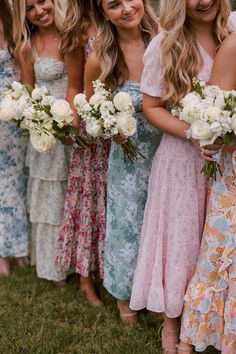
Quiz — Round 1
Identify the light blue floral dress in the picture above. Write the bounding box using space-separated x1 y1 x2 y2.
0 48 28 257
27 55 70 281
103 81 162 300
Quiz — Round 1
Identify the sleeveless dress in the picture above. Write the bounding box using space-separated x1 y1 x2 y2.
0 48 28 258
103 81 162 300
56 38 110 278
27 55 70 281
130 34 213 317
180 34 236 354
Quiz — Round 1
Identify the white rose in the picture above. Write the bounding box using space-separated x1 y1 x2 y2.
23 107 35 120
89 93 104 106
31 88 43 101
86 120 103 138
113 92 133 112
51 99 73 122
41 95 55 106
100 101 115 118
205 106 221 123
179 106 201 124
30 131 56 152
231 113 236 134
116 113 137 136
190 120 213 141
0 99 15 121
181 92 201 108
210 121 222 135
12 81 23 92
74 94 87 107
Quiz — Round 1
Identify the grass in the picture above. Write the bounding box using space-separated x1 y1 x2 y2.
0 266 219 354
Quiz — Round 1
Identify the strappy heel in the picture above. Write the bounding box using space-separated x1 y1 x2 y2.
158 323 179 353
117 300 138 326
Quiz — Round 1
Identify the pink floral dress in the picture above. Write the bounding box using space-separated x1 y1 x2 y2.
130 33 213 317
56 38 110 278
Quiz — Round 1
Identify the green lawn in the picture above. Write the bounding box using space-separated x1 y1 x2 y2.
0 266 220 354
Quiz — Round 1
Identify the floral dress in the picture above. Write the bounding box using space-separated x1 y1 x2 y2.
0 48 28 258
56 38 110 278
180 145 236 353
103 80 162 300
27 54 70 281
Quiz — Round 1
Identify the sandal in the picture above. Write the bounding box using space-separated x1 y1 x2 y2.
158 323 179 353
117 300 138 326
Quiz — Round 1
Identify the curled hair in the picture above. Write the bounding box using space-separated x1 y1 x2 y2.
60 0 92 58
0 0 14 56
92 0 159 91
159 0 232 104
13 0 66 58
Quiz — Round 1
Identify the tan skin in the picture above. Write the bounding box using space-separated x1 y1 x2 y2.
179 33 236 354
85 0 146 321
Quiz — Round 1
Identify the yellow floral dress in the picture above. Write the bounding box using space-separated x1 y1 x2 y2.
180 144 236 354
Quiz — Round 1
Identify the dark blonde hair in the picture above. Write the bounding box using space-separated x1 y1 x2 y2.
159 0 232 104
60 0 92 58
0 0 14 56
92 0 159 91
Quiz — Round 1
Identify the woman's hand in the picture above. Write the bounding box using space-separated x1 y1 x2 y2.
113 134 128 144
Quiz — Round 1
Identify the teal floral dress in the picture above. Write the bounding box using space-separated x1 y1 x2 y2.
103 81 162 300
0 48 28 257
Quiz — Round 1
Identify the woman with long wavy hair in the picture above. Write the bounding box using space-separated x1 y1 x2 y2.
56 0 110 307
85 0 160 323
0 0 28 277
12 0 70 286
129 0 236 352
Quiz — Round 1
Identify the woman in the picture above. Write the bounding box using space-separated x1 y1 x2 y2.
129 0 236 352
179 32 236 354
56 0 110 307
0 0 28 277
13 0 69 286
85 0 160 323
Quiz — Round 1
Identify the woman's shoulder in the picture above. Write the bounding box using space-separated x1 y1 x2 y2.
145 33 164 55
220 32 236 56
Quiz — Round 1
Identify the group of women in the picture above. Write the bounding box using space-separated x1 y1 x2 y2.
0 0 236 353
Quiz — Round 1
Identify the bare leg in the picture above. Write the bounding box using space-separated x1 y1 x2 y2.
160 314 180 353
176 341 194 354
117 299 138 326
0 257 10 277
80 274 103 307
15 257 28 269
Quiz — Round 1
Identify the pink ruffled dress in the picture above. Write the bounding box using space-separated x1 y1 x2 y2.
56 38 110 278
130 33 213 318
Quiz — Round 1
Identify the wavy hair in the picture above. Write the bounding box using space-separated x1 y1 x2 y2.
159 0 232 104
13 0 66 57
60 0 92 58
92 0 159 91
0 0 14 56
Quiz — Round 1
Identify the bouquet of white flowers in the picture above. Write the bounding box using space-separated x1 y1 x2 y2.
0 82 88 152
172 79 236 180
74 80 144 162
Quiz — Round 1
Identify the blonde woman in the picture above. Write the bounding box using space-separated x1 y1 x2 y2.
0 0 28 277
56 0 110 307
13 0 70 286
85 0 160 323
129 0 236 352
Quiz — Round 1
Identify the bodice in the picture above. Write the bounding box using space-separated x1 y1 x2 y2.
0 48 18 93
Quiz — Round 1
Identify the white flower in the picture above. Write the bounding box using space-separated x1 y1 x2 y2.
31 88 43 101
51 99 73 123
23 107 35 120
30 131 56 152
89 93 104 106
181 91 201 108
74 94 87 107
100 101 115 118
0 98 15 121
232 113 236 134
113 92 133 112
116 113 137 136
189 120 212 141
179 106 201 124
210 121 222 135
86 120 103 138
41 95 55 106
205 106 221 123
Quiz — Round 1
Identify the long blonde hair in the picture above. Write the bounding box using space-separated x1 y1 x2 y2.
60 0 92 58
13 0 66 57
159 0 231 104
92 0 159 91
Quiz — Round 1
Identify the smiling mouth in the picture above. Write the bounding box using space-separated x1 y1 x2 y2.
197 3 214 12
